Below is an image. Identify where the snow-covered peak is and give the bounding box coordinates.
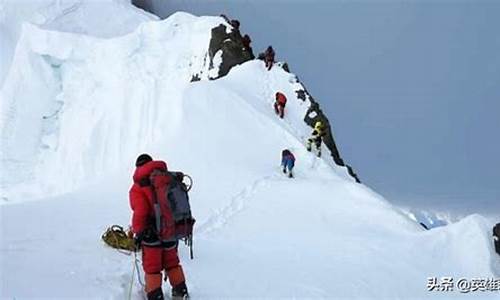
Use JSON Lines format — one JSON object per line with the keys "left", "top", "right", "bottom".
{"left": 1, "top": 3, "right": 499, "bottom": 299}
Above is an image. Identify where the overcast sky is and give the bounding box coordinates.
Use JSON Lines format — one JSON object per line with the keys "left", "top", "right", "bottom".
{"left": 134, "top": 0, "right": 500, "bottom": 217}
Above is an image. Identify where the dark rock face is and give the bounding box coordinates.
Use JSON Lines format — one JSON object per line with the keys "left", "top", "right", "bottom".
{"left": 281, "top": 62, "right": 290, "bottom": 73}
{"left": 190, "top": 74, "right": 201, "bottom": 82}
{"left": 297, "top": 84, "right": 361, "bottom": 183}
{"left": 208, "top": 24, "right": 254, "bottom": 79}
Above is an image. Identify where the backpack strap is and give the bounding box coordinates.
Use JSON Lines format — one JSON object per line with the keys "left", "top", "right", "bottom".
{"left": 150, "top": 193, "right": 161, "bottom": 234}
{"left": 149, "top": 169, "right": 165, "bottom": 236}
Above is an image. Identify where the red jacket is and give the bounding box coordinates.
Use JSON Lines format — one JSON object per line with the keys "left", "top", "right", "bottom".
{"left": 129, "top": 160, "right": 168, "bottom": 234}
{"left": 276, "top": 92, "right": 287, "bottom": 106}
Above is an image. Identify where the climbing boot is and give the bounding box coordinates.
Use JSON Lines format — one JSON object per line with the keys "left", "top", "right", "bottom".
{"left": 282, "top": 167, "right": 287, "bottom": 174}
{"left": 172, "top": 282, "right": 189, "bottom": 299}
{"left": 147, "top": 287, "right": 164, "bottom": 300}
{"left": 288, "top": 172, "right": 293, "bottom": 178}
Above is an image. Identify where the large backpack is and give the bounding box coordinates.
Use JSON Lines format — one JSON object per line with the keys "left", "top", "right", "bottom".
{"left": 493, "top": 223, "right": 500, "bottom": 255}
{"left": 150, "top": 170, "right": 195, "bottom": 258}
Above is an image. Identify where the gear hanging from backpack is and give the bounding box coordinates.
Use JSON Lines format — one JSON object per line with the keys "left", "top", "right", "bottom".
{"left": 149, "top": 170, "right": 196, "bottom": 259}
{"left": 102, "top": 225, "right": 136, "bottom": 253}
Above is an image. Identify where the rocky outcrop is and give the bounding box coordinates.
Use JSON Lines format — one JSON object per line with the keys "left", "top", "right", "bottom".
{"left": 207, "top": 24, "right": 254, "bottom": 79}
{"left": 294, "top": 79, "right": 361, "bottom": 183}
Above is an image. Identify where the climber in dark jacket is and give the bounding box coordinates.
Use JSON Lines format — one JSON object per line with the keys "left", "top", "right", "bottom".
{"left": 281, "top": 149, "right": 296, "bottom": 178}
{"left": 242, "top": 34, "right": 254, "bottom": 58}
{"left": 264, "top": 46, "right": 275, "bottom": 70}
{"left": 230, "top": 19, "right": 240, "bottom": 31}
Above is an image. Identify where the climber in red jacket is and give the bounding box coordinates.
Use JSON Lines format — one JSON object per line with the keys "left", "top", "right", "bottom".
{"left": 129, "top": 154, "right": 188, "bottom": 300}
{"left": 274, "top": 92, "right": 287, "bottom": 119}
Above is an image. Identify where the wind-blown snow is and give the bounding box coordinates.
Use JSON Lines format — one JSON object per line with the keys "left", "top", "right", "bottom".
{"left": 1, "top": 3, "right": 499, "bottom": 299}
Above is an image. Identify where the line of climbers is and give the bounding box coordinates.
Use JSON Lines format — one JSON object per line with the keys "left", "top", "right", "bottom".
{"left": 220, "top": 15, "right": 324, "bottom": 158}
{"left": 122, "top": 14, "right": 328, "bottom": 300}
{"left": 220, "top": 14, "right": 327, "bottom": 157}
{"left": 274, "top": 89, "right": 326, "bottom": 155}
{"left": 277, "top": 121, "right": 324, "bottom": 180}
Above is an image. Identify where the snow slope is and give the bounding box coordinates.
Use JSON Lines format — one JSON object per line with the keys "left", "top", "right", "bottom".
{"left": 1, "top": 4, "right": 500, "bottom": 299}
{"left": 3, "top": 169, "right": 498, "bottom": 298}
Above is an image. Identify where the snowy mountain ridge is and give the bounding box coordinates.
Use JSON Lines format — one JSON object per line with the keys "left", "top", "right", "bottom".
{"left": 1, "top": 2, "right": 499, "bottom": 299}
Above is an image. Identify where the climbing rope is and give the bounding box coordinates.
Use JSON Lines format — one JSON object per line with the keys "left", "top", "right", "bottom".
{"left": 126, "top": 246, "right": 145, "bottom": 300}
{"left": 134, "top": 250, "right": 145, "bottom": 287}
{"left": 102, "top": 225, "right": 145, "bottom": 298}
{"left": 127, "top": 254, "right": 136, "bottom": 300}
